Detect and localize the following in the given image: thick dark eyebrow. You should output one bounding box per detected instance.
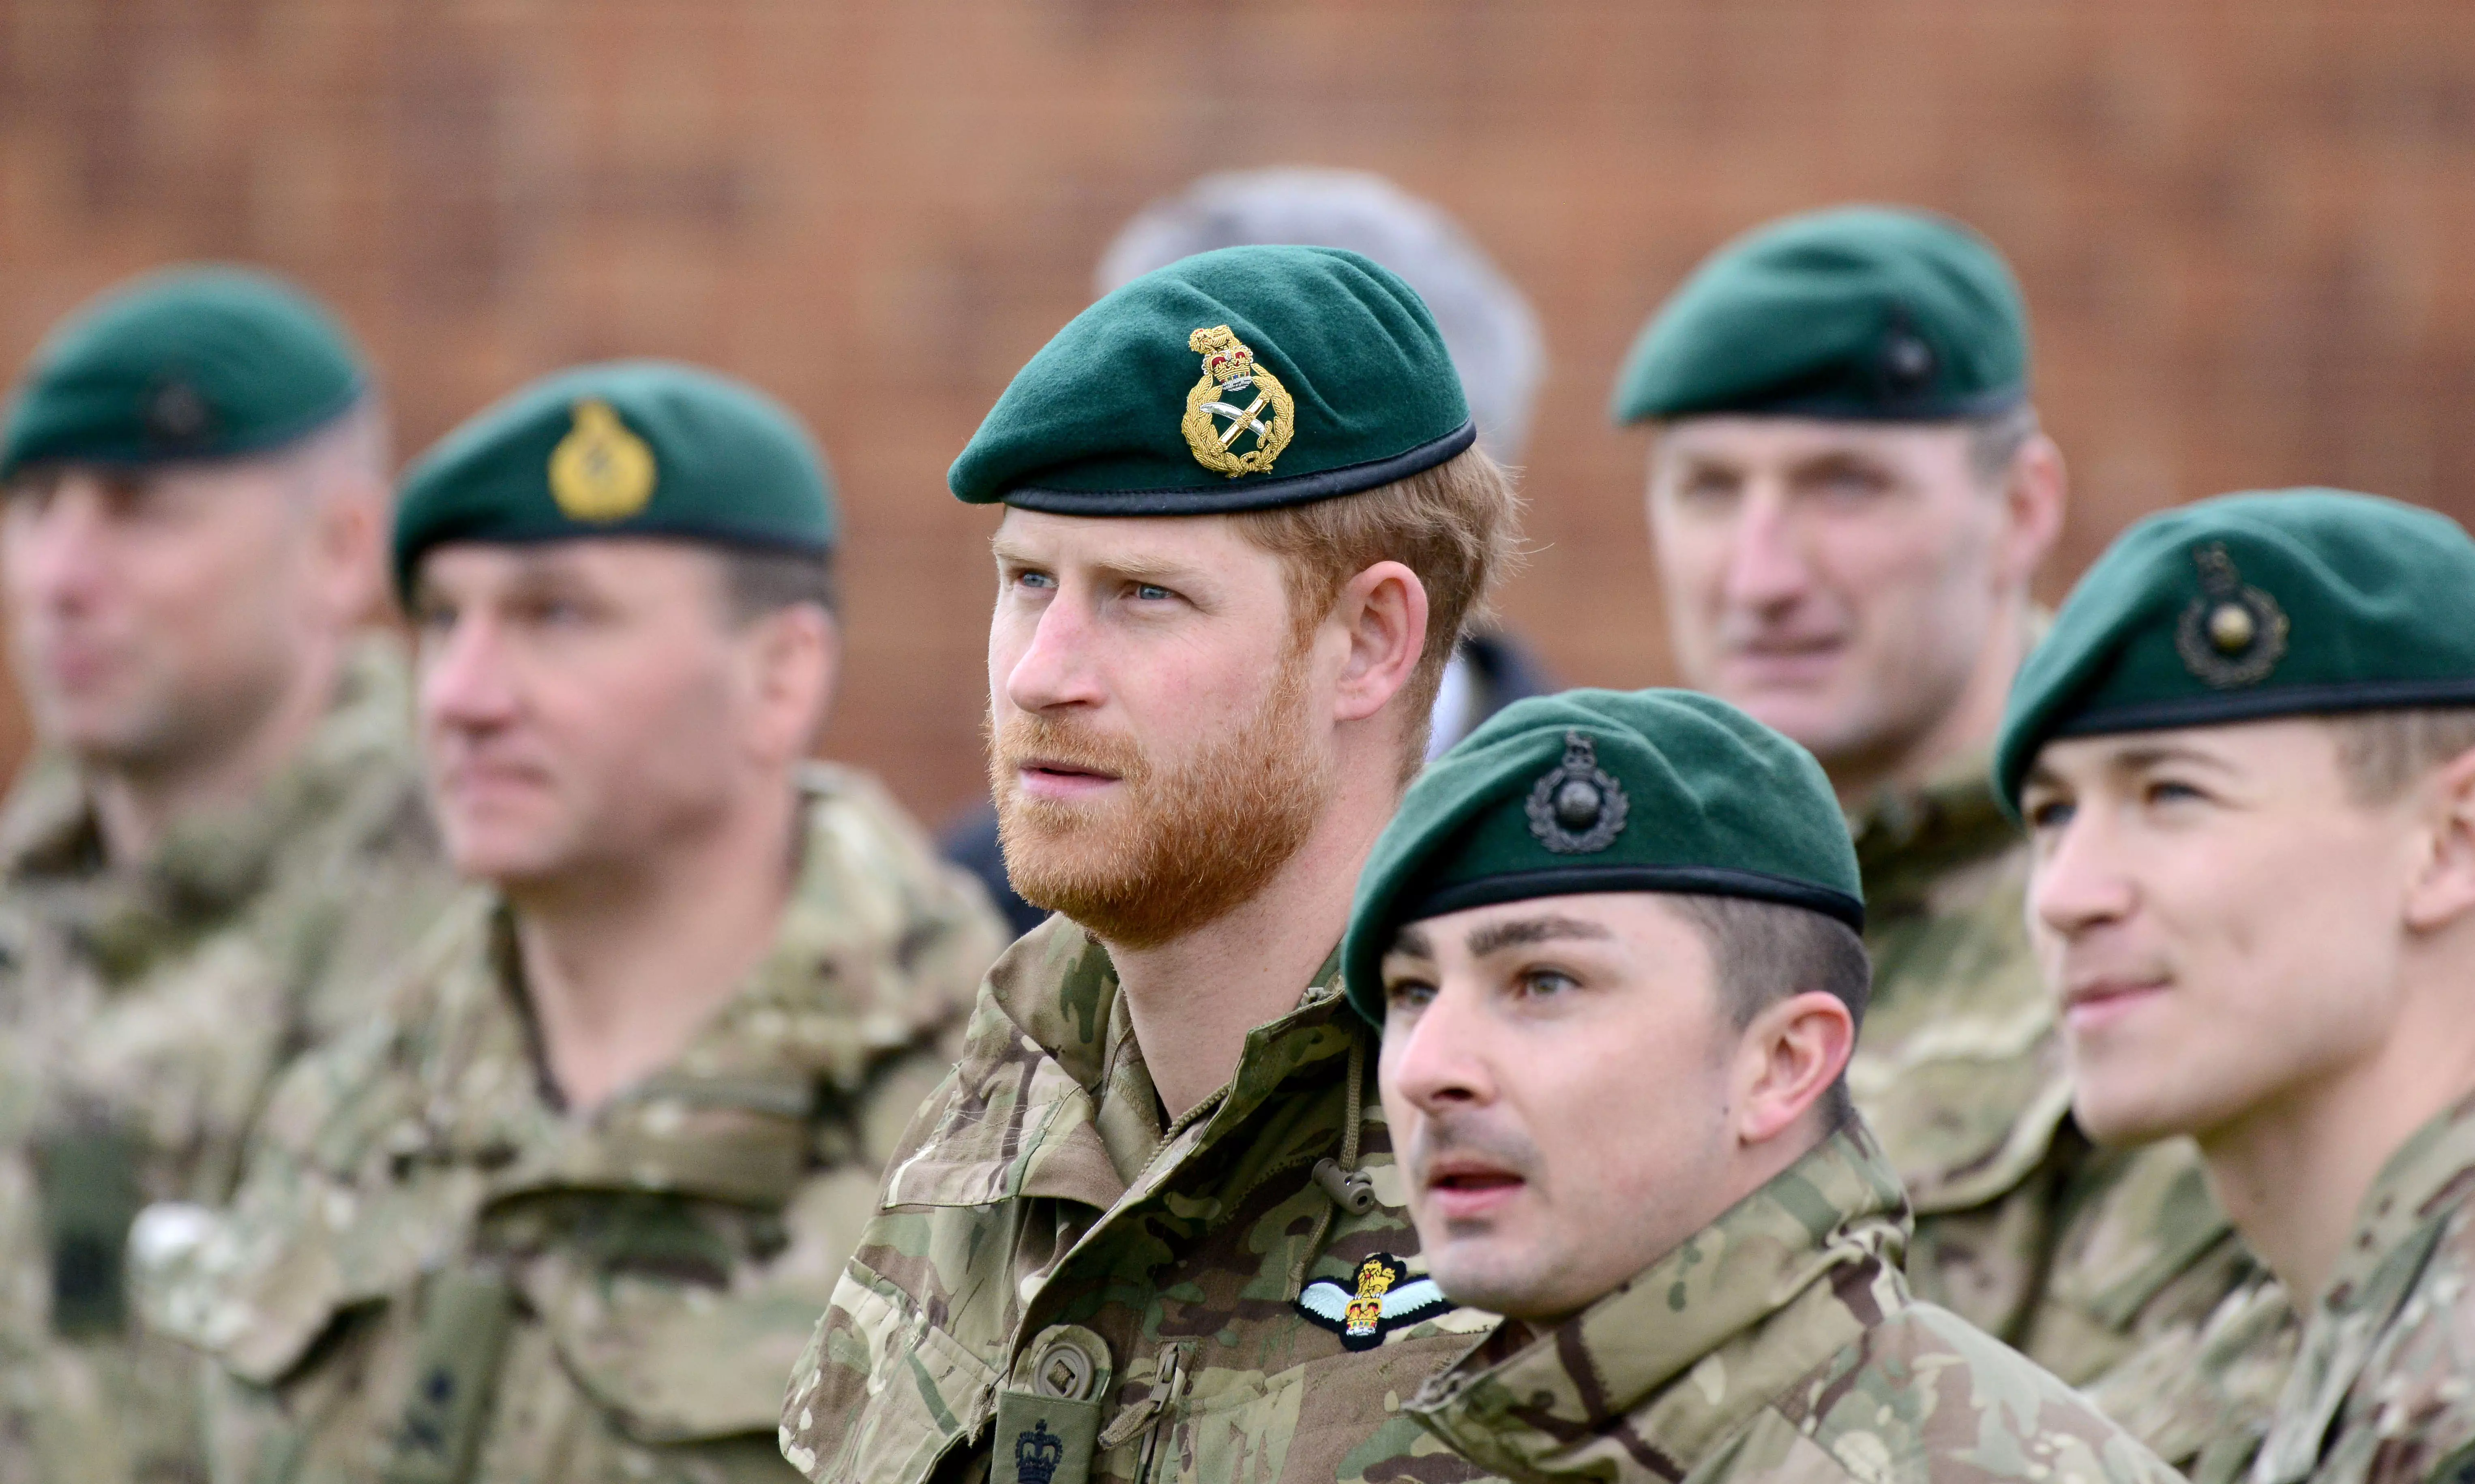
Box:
[1783,450,1897,488]
[1387,925,1434,962]
[1466,914,1615,958]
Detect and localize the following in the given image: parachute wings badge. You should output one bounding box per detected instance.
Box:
[1181,325,1295,478]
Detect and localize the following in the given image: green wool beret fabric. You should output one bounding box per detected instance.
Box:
[1611,206,2028,425]
[392,360,836,600]
[0,266,368,480]
[950,244,1476,514]
[1343,688,1862,1024]
[1994,489,2475,812]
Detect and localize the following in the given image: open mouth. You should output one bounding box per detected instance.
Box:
[1424,1164,1526,1219]
[1014,759,1124,799]
[2063,978,2168,1033]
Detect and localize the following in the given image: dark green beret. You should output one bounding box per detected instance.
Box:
[1994,489,2475,812]
[1343,687,1862,1024]
[0,266,368,481]
[392,360,835,600]
[1611,206,2027,425]
[950,244,1475,514]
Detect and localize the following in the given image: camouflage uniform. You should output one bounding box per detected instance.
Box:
[135,764,1006,1484]
[778,916,1502,1484]
[0,636,460,1482]
[2243,1090,2475,1484]
[1850,752,2296,1474]
[1407,1123,2181,1484]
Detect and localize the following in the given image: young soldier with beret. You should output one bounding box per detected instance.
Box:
[1613,207,2291,1465]
[1347,687,2179,1484]
[778,244,1522,1484]
[131,361,1006,1483]
[2001,490,2475,1484]
[0,268,460,1482]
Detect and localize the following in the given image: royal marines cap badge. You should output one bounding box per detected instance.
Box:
[1526,731,1629,854]
[2174,541,2288,688]
[1296,1253,1450,1351]
[548,399,657,522]
[1181,325,1295,478]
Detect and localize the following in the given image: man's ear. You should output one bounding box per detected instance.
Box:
[1993,433,2067,592]
[1329,559,1429,725]
[1730,990,1855,1146]
[740,603,840,765]
[2404,744,2475,933]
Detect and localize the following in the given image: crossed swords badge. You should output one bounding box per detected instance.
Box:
[1181,325,1296,478]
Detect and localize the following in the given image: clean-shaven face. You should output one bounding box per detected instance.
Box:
[986,508,1335,947]
[2,461,325,771]
[1379,892,1736,1321]
[1647,417,2006,773]
[412,540,760,887]
[2023,720,2421,1146]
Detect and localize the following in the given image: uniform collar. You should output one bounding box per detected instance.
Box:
[1408,1124,1913,1484]
[879,913,1355,1218]
[2251,1090,2475,1484]
[0,636,418,976]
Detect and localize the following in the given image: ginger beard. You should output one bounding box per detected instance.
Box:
[990,644,1332,949]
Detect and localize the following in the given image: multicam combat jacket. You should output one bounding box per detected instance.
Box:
[1851,754,2295,1474]
[135,764,1006,1484]
[1408,1124,2183,1484]
[0,636,460,1483]
[777,917,1500,1484]
[2249,1091,2475,1484]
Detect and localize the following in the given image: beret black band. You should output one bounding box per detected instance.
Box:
[2052,675,2475,742]
[1690,381,2026,426]
[1403,863,1866,934]
[1003,420,1476,516]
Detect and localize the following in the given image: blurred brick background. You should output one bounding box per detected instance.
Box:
[5,0,2474,821]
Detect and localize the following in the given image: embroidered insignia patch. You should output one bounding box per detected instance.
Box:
[1182,325,1295,478]
[1012,1420,1065,1484]
[1525,731,1629,854]
[548,399,657,522]
[2174,541,2288,688]
[1296,1253,1450,1351]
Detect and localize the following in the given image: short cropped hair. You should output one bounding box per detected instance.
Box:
[1666,893,1872,1131]
[715,545,838,625]
[2329,707,2475,805]
[1231,445,1524,782]
[1964,403,2043,488]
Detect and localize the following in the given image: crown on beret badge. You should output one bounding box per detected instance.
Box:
[2175,542,2288,688]
[1296,1254,1450,1351]
[1527,731,1629,854]
[1182,325,1295,478]
[549,400,656,522]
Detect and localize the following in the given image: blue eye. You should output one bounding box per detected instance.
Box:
[1015,570,1056,591]
[1133,584,1172,601]
[2025,798,2074,831]
[1517,969,1578,999]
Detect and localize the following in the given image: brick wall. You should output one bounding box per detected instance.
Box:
[6,0,2474,821]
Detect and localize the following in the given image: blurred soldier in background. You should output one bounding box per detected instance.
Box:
[1614,206,2291,1472]
[2004,491,2475,1484]
[0,267,460,1482]
[1347,688,2178,1484]
[944,167,1552,936]
[780,246,1521,1484]
[135,361,1005,1483]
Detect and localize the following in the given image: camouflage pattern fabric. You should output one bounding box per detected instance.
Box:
[133,764,1006,1484]
[1850,752,2296,1470]
[2247,1090,2475,1484]
[1407,1122,2183,1484]
[0,636,461,1483]
[777,916,1502,1484]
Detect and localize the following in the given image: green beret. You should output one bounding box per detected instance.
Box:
[1611,206,2028,425]
[1994,489,2475,812]
[1343,688,1862,1024]
[950,244,1475,514]
[0,266,368,480]
[392,360,835,600]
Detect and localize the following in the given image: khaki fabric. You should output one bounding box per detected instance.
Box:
[136,764,1005,1484]
[0,637,459,1483]
[1409,1124,2182,1484]
[778,916,1502,1484]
